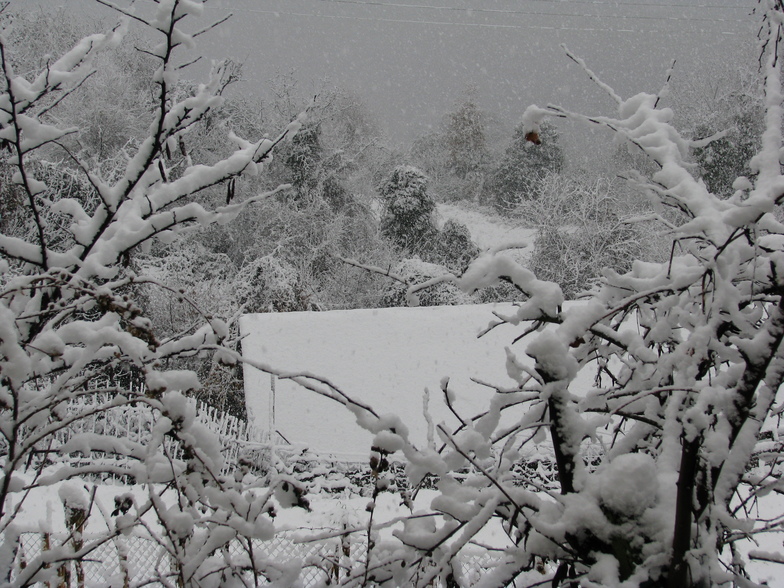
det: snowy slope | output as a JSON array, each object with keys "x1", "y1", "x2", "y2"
[{"x1": 437, "y1": 202, "x2": 535, "y2": 260}]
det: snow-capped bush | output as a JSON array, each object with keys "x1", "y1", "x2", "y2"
[
  {"x1": 381, "y1": 258, "x2": 474, "y2": 307},
  {"x1": 0, "y1": 2, "x2": 309, "y2": 584},
  {"x1": 379, "y1": 165, "x2": 439, "y2": 254},
  {"x1": 306, "y1": 7, "x2": 784, "y2": 586}
]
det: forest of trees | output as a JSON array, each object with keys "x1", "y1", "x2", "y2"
[
  {"x1": 0, "y1": 6, "x2": 759, "y2": 322},
  {"x1": 1, "y1": 1, "x2": 782, "y2": 586},
  {"x1": 0, "y1": 4, "x2": 715, "y2": 415}
]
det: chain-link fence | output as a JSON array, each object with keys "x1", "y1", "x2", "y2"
[
  {"x1": 6, "y1": 392, "x2": 274, "y2": 479},
  {"x1": 12, "y1": 531, "x2": 502, "y2": 586}
]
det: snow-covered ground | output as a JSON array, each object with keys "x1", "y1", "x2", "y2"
[
  {"x1": 13, "y1": 459, "x2": 783, "y2": 586},
  {"x1": 437, "y1": 202, "x2": 535, "y2": 261},
  {"x1": 239, "y1": 299, "x2": 784, "y2": 586}
]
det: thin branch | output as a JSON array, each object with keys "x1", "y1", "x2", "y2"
[
  {"x1": 94, "y1": 0, "x2": 153, "y2": 27},
  {"x1": 192, "y1": 13, "x2": 233, "y2": 38},
  {"x1": 562, "y1": 43, "x2": 622, "y2": 104},
  {"x1": 338, "y1": 257, "x2": 409, "y2": 286}
]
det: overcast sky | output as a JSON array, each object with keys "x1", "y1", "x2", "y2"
[
  {"x1": 200, "y1": 1, "x2": 757, "y2": 144},
  {"x1": 21, "y1": 0, "x2": 758, "y2": 158}
]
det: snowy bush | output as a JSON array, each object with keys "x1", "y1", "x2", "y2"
[
  {"x1": 526, "y1": 174, "x2": 660, "y2": 298},
  {"x1": 677, "y1": 65, "x2": 765, "y2": 199},
  {"x1": 381, "y1": 258, "x2": 475, "y2": 307},
  {"x1": 379, "y1": 165, "x2": 439, "y2": 254},
  {"x1": 136, "y1": 241, "x2": 238, "y2": 333},
  {"x1": 443, "y1": 92, "x2": 489, "y2": 182},
  {"x1": 235, "y1": 254, "x2": 315, "y2": 313},
  {"x1": 427, "y1": 219, "x2": 480, "y2": 274},
  {"x1": 0, "y1": 2, "x2": 312, "y2": 585},
  {"x1": 309, "y1": 6, "x2": 784, "y2": 586}
]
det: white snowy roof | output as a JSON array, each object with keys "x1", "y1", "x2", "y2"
[{"x1": 240, "y1": 303, "x2": 527, "y2": 460}]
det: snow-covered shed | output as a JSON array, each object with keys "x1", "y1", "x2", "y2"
[{"x1": 240, "y1": 303, "x2": 523, "y2": 460}]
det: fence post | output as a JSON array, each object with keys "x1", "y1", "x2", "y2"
[
  {"x1": 340, "y1": 517, "x2": 351, "y2": 584},
  {"x1": 115, "y1": 537, "x2": 131, "y2": 588},
  {"x1": 2, "y1": 527, "x2": 23, "y2": 584},
  {"x1": 60, "y1": 484, "x2": 90, "y2": 588},
  {"x1": 42, "y1": 502, "x2": 55, "y2": 588}
]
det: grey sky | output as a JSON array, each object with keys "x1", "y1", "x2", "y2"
[
  {"x1": 197, "y1": 1, "x2": 756, "y2": 144},
  {"x1": 21, "y1": 0, "x2": 758, "y2": 158}
]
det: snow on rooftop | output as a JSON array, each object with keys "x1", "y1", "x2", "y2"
[{"x1": 240, "y1": 303, "x2": 528, "y2": 460}]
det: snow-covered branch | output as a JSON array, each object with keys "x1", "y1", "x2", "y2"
[{"x1": 0, "y1": 1, "x2": 307, "y2": 584}]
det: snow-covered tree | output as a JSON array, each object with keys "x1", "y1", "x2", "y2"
[
  {"x1": 428, "y1": 218, "x2": 480, "y2": 274},
  {"x1": 669, "y1": 59, "x2": 764, "y2": 199},
  {"x1": 379, "y1": 165, "x2": 438, "y2": 254},
  {"x1": 484, "y1": 120, "x2": 564, "y2": 211},
  {"x1": 234, "y1": 254, "x2": 314, "y2": 313},
  {"x1": 0, "y1": 2, "x2": 310, "y2": 584},
  {"x1": 260, "y1": 75, "x2": 386, "y2": 214},
  {"x1": 443, "y1": 90, "x2": 488, "y2": 181},
  {"x1": 311, "y1": 4, "x2": 784, "y2": 586},
  {"x1": 409, "y1": 90, "x2": 499, "y2": 203},
  {"x1": 3, "y1": 7, "x2": 157, "y2": 162},
  {"x1": 409, "y1": 130, "x2": 451, "y2": 185}
]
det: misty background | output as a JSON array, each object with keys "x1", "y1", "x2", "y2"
[{"x1": 26, "y1": 0, "x2": 757, "y2": 165}]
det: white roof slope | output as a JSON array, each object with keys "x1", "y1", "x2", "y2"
[{"x1": 240, "y1": 303, "x2": 526, "y2": 460}]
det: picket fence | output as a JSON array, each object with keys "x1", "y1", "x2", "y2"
[
  {"x1": 14, "y1": 531, "x2": 503, "y2": 587},
  {"x1": 8, "y1": 393, "x2": 549, "y2": 586},
  {"x1": 39, "y1": 393, "x2": 272, "y2": 478}
]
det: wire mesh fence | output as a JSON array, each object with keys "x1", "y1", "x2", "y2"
[
  {"x1": 5, "y1": 390, "x2": 552, "y2": 586},
  {"x1": 7, "y1": 392, "x2": 273, "y2": 479},
  {"x1": 12, "y1": 530, "x2": 502, "y2": 587}
]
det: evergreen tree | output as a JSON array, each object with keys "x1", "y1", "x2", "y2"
[
  {"x1": 443, "y1": 93, "x2": 488, "y2": 180},
  {"x1": 379, "y1": 165, "x2": 438, "y2": 254},
  {"x1": 285, "y1": 123, "x2": 323, "y2": 194},
  {"x1": 427, "y1": 219, "x2": 479, "y2": 273},
  {"x1": 484, "y1": 121, "x2": 564, "y2": 211}
]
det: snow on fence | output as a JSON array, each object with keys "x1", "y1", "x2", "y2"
[
  {"x1": 13, "y1": 389, "x2": 561, "y2": 488},
  {"x1": 13, "y1": 531, "x2": 503, "y2": 587},
  {"x1": 4, "y1": 393, "x2": 575, "y2": 585},
  {"x1": 19, "y1": 393, "x2": 272, "y2": 478}
]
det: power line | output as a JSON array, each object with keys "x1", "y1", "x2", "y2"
[
  {"x1": 504, "y1": 0, "x2": 750, "y2": 7},
  {"x1": 312, "y1": 0, "x2": 754, "y2": 24},
  {"x1": 232, "y1": 6, "x2": 752, "y2": 35}
]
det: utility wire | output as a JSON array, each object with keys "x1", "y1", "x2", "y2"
[
  {"x1": 231, "y1": 7, "x2": 753, "y2": 35},
  {"x1": 315, "y1": 0, "x2": 753, "y2": 22},
  {"x1": 497, "y1": 0, "x2": 750, "y2": 7}
]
